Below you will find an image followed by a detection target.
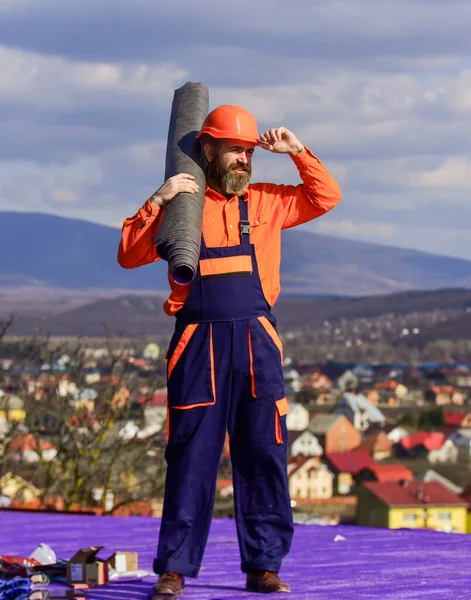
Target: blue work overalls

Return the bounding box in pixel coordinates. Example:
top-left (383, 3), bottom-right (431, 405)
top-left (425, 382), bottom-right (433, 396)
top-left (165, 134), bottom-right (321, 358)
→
top-left (154, 196), bottom-right (294, 578)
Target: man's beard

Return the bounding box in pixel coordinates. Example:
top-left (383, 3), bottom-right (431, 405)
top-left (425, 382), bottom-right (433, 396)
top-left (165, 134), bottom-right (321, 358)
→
top-left (206, 154), bottom-right (252, 196)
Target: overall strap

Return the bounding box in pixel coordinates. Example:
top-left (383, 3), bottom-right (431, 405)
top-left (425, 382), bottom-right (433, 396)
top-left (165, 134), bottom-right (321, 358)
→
top-left (238, 196), bottom-right (251, 248)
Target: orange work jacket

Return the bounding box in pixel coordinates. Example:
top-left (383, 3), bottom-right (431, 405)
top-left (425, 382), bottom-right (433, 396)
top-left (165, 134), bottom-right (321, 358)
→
top-left (118, 147), bottom-right (342, 316)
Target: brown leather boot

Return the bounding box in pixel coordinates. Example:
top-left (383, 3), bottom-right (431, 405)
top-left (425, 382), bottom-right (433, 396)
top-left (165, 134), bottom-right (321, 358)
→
top-left (246, 571), bottom-right (291, 593)
top-left (151, 572), bottom-right (185, 597)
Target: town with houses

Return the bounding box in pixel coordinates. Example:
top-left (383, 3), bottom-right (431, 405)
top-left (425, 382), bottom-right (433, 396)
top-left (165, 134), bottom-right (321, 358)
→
top-left (1, 335), bottom-right (471, 537)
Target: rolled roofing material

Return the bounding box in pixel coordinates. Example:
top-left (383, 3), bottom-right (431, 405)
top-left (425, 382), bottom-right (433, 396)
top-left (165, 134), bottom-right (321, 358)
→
top-left (154, 82), bottom-right (209, 285)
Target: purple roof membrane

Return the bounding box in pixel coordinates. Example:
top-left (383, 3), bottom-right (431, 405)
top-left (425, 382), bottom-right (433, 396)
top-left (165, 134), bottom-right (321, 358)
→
top-left (1, 512), bottom-right (471, 599)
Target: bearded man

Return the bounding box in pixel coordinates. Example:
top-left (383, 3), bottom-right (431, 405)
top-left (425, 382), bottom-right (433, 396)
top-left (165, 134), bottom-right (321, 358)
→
top-left (118, 105), bottom-right (342, 597)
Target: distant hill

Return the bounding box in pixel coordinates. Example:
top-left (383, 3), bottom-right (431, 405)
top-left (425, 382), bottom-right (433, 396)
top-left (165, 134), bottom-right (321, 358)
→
top-left (6, 289), bottom-right (471, 340)
top-left (1, 211), bottom-right (471, 298)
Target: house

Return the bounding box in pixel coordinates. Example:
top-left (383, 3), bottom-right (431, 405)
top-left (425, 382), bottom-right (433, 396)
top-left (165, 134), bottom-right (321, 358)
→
top-left (395, 432), bottom-right (458, 463)
top-left (337, 370), bottom-right (359, 392)
top-left (351, 364), bottom-right (375, 385)
top-left (216, 479), bottom-right (234, 499)
top-left (395, 432), bottom-right (445, 458)
top-left (111, 386), bottom-right (131, 410)
top-left (57, 375), bottom-right (78, 398)
top-left (139, 391), bottom-right (167, 432)
top-left (324, 450), bottom-right (375, 495)
top-left (283, 368), bottom-right (302, 393)
top-left (448, 428), bottom-right (471, 459)
top-left (0, 473), bottom-right (41, 503)
top-left (288, 457), bottom-right (334, 500)
top-left (460, 485), bottom-right (471, 533)
top-left (288, 430), bottom-right (323, 457)
top-left (357, 464), bottom-right (413, 485)
top-left (374, 381), bottom-right (408, 402)
top-left (0, 394), bottom-right (26, 426)
top-left (309, 414), bottom-right (361, 453)
top-left (10, 434), bottom-right (57, 463)
top-left (428, 439), bottom-right (459, 464)
top-left (286, 402), bottom-right (310, 431)
top-left (332, 392), bottom-right (386, 432)
top-left (357, 481), bottom-right (468, 533)
top-left (356, 431), bottom-right (393, 460)
top-left (416, 470), bottom-right (463, 495)
top-left (308, 371), bottom-right (334, 391)
top-left (316, 392), bottom-right (337, 405)
top-left (443, 369), bottom-right (471, 389)
top-left (387, 425), bottom-right (416, 444)
top-left (425, 386), bottom-right (464, 406)
top-left (366, 390), bottom-right (380, 405)
top-left (444, 411), bottom-right (471, 430)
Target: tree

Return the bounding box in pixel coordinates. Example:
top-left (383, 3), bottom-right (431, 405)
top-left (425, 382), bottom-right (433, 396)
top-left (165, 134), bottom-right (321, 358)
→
top-left (0, 320), bottom-right (168, 514)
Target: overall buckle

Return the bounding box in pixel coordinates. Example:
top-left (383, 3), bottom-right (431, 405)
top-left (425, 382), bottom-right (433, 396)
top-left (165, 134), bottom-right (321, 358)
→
top-left (240, 220), bottom-right (250, 235)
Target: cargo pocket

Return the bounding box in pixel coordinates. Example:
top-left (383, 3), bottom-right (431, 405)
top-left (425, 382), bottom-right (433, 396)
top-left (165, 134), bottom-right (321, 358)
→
top-left (248, 316), bottom-right (285, 399)
top-left (167, 323), bottom-right (216, 409)
top-left (275, 398), bottom-right (289, 445)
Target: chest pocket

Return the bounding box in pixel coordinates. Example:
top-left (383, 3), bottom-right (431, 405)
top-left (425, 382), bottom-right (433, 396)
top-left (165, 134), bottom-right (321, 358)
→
top-left (166, 323), bottom-right (216, 409)
top-left (248, 315), bottom-right (285, 400)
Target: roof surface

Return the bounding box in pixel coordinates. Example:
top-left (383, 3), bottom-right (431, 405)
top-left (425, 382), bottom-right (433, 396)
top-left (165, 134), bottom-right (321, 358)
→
top-left (325, 450), bottom-right (375, 474)
top-left (339, 393), bottom-right (386, 423)
top-left (308, 413), bottom-right (343, 434)
top-left (363, 481), bottom-right (468, 507)
top-left (444, 412), bottom-right (468, 427)
top-left (357, 431), bottom-right (393, 454)
top-left (399, 432), bottom-right (445, 451)
top-left (1, 511), bottom-right (471, 599)
top-left (362, 464), bottom-right (414, 483)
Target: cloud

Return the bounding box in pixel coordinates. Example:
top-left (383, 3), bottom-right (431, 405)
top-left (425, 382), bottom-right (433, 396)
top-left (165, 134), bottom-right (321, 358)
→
top-left (309, 218), bottom-right (471, 261)
top-left (0, 0), bottom-right (471, 264)
top-left (315, 219), bottom-right (397, 239)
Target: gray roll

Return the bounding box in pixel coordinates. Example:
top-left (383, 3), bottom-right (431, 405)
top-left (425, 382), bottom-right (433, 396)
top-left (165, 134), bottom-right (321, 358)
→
top-left (154, 82), bottom-right (209, 285)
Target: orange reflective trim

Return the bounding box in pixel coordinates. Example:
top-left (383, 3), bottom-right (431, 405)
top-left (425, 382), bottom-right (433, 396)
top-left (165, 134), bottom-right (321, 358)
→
top-left (199, 255), bottom-right (253, 277)
top-left (173, 401), bottom-right (216, 411)
top-left (171, 325), bottom-right (216, 411)
top-left (167, 323), bottom-right (198, 379)
top-left (257, 316), bottom-right (283, 362)
top-left (248, 324), bottom-right (256, 397)
top-left (275, 410), bottom-right (283, 445)
top-left (210, 323), bottom-right (216, 402)
top-left (276, 397), bottom-right (290, 416)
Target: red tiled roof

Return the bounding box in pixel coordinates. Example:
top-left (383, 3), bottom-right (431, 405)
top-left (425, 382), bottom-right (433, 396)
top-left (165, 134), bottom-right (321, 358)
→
top-left (364, 481), bottom-right (467, 507)
top-left (216, 479), bottom-right (233, 491)
top-left (325, 451), bottom-right (375, 475)
top-left (361, 464), bottom-right (414, 483)
top-left (138, 392), bottom-right (167, 407)
top-left (11, 434), bottom-right (55, 452)
top-left (374, 380), bottom-right (398, 390)
top-left (430, 385), bottom-right (456, 395)
top-left (444, 412), bottom-right (468, 427)
top-left (399, 432), bottom-right (445, 451)
top-left (461, 483), bottom-right (471, 506)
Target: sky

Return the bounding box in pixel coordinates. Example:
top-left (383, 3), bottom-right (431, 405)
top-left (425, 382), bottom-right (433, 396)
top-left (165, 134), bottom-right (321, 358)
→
top-left (1, 0), bottom-right (471, 259)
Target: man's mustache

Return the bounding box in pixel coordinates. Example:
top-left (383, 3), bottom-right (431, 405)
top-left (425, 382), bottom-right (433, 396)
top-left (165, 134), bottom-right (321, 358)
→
top-left (230, 163), bottom-right (251, 173)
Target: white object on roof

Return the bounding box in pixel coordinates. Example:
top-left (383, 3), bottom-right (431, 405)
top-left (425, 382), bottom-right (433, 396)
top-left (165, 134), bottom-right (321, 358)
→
top-left (333, 392), bottom-right (386, 431)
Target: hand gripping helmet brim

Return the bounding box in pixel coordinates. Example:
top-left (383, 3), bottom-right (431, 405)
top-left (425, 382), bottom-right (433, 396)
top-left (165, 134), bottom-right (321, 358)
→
top-left (196, 105), bottom-right (258, 144)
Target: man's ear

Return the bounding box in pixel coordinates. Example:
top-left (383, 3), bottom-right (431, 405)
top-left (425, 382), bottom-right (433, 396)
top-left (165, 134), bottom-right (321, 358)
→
top-left (203, 142), bottom-right (214, 163)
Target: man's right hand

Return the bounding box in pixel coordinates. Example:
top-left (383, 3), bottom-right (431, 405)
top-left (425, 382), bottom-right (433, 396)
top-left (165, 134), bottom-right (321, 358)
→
top-left (150, 173), bottom-right (199, 208)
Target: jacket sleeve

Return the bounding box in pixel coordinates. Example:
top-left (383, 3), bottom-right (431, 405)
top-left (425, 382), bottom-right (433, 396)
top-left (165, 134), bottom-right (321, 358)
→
top-left (117, 199), bottom-right (162, 269)
top-left (272, 147), bottom-right (342, 229)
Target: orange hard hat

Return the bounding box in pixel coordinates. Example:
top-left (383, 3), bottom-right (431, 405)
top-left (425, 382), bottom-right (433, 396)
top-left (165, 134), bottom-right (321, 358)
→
top-left (196, 105), bottom-right (258, 144)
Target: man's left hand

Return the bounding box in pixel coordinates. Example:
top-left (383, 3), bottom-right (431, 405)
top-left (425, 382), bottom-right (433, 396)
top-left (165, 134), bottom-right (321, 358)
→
top-left (258, 127), bottom-right (304, 155)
